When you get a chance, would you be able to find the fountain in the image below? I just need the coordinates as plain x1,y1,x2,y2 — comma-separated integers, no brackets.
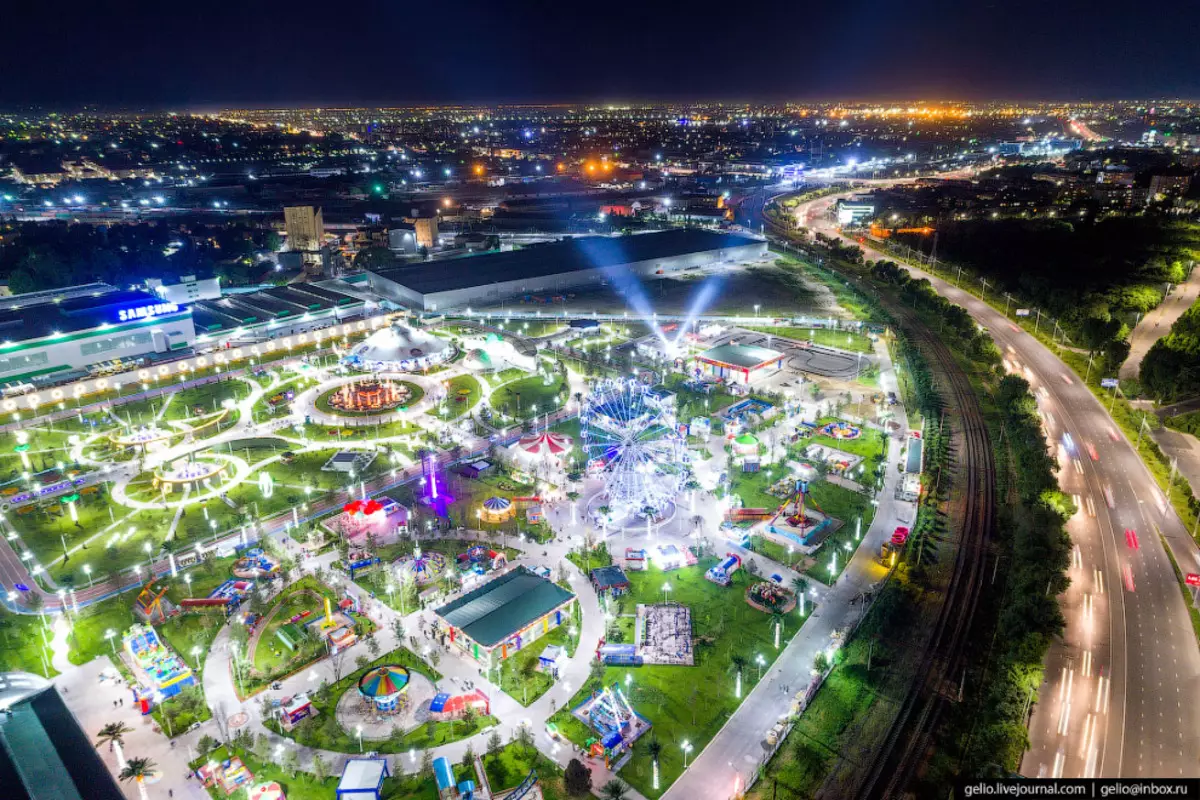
327,379,411,413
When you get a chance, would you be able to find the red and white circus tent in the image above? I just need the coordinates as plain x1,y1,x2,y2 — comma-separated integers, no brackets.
517,431,572,457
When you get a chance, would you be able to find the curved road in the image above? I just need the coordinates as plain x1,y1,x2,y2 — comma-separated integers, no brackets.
788,192,1200,780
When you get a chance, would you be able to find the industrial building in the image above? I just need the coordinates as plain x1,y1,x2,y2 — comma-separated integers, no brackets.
366,228,766,311
0,288,196,386
0,280,368,388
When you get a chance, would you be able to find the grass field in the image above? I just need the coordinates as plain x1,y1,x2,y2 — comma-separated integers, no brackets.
497,624,578,707
743,325,874,354
0,609,56,676
482,742,568,799
490,373,568,420
545,558,807,798
65,593,138,666
431,374,482,420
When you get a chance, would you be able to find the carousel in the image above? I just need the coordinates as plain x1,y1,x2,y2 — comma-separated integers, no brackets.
357,664,411,714
394,544,448,586
479,496,515,524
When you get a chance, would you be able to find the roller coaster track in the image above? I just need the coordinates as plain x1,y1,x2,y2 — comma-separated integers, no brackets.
761,206,995,798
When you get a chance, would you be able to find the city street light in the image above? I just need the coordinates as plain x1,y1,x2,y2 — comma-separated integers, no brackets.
105,628,117,653
83,564,92,588
755,653,766,681
356,724,364,752
184,574,193,598
681,740,693,769
662,582,672,604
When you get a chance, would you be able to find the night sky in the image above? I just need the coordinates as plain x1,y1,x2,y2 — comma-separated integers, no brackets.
4,0,1198,107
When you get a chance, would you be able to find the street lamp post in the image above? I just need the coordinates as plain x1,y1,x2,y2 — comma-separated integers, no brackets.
105,628,117,653
662,582,671,605
681,740,693,769
83,564,92,588
755,653,766,682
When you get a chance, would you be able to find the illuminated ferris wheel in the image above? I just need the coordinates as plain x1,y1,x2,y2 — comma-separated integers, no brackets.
581,377,687,517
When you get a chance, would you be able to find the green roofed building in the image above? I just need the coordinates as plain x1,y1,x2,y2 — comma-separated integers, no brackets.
434,566,577,666
696,343,783,384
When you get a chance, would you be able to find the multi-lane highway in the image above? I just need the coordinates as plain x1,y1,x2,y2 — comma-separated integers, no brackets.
784,192,1200,780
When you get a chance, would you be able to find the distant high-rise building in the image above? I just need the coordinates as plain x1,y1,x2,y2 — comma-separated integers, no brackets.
284,206,324,251
1148,174,1191,202
414,217,439,251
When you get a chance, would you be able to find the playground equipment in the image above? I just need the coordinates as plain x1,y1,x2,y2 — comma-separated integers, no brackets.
180,579,251,614
134,582,174,623
705,553,742,586
123,624,196,707
428,689,490,721
724,507,772,523
572,682,651,769
819,420,862,440
746,581,797,614
394,544,448,586
455,545,507,575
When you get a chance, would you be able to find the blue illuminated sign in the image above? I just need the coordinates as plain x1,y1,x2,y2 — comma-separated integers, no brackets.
118,302,180,322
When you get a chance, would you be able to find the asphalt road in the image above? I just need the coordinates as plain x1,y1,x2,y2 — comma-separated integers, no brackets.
789,193,1200,780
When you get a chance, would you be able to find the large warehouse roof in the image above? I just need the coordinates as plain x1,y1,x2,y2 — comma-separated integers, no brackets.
434,566,575,647
371,228,761,295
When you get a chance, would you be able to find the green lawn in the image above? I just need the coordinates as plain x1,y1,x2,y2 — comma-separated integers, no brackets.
66,593,138,666
743,325,874,354
0,609,56,677
490,373,568,421
493,319,566,337
497,624,579,707
546,559,808,798
158,612,225,670
430,374,482,420
107,379,251,426
481,742,568,799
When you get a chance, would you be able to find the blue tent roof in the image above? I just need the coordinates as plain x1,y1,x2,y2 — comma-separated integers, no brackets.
429,692,451,713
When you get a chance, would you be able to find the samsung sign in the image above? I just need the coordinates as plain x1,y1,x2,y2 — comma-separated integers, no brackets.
118,302,180,322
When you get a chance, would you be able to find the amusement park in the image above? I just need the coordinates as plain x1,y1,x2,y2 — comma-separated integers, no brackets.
0,255,919,800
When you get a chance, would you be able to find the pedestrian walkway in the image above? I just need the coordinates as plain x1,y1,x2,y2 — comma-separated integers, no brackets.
1120,269,1200,379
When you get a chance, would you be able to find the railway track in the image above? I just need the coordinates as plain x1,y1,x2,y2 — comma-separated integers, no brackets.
852,315,995,799
759,205,996,799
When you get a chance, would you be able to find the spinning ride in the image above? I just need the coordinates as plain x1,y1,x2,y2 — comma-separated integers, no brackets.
581,378,687,522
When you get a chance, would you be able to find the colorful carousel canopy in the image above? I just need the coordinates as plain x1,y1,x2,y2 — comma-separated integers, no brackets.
734,433,759,446
518,430,572,456
483,496,512,512
358,665,410,699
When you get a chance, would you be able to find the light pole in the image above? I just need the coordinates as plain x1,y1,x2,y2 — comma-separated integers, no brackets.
681,740,693,769
184,574,193,598
105,628,117,653
83,564,92,588
662,582,671,605
356,724,364,752
755,653,766,681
